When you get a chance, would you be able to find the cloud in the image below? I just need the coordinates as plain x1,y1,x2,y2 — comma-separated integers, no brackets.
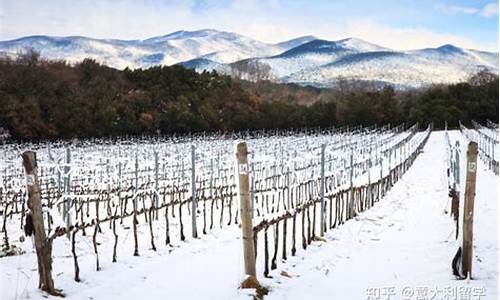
317,19,497,51
435,2,498,18
480,2,499,18
219,17,497,51
435,4,478,15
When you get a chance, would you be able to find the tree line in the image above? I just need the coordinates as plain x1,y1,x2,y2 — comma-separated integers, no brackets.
0,50,497,140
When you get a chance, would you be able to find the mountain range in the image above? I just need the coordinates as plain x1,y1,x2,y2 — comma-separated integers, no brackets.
0,29,497,89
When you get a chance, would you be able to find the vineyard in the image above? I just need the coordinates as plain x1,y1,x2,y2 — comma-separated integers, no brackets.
0,122,498,300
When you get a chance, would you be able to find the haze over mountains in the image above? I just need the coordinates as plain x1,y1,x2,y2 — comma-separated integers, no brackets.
0,29,497,89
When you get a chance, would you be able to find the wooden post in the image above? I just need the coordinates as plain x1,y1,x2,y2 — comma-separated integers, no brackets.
237,142,259,288
462,142,478,278
22,151,64,297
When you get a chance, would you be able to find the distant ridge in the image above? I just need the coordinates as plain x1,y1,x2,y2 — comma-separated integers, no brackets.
0,29,497,88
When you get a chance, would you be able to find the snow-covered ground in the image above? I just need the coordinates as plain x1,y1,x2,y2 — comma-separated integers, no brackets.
0,131,498,300
262,131,498,300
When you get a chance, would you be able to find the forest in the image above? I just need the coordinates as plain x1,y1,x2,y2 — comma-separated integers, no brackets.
0,50,498,140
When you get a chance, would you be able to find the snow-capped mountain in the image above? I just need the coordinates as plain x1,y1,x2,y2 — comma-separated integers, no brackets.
0,29,497,88
236,38,389,79
274,35,318,51
282,43,499,88
0,29,313,69
0,35,154,69
180,36,498,88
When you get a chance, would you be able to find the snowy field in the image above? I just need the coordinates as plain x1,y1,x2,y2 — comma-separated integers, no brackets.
0,128,498,300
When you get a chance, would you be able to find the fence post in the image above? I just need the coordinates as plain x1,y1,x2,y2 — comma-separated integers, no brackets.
22,151,64,297
191,145,198,238
368,147,372,184
286,165,291,209
106,158,110,178
118,161,122,189
237,142,258,288
491,140,495,168
450,143,454,184
455,141,460,186
250,163,256,219
57,167,61,199
154,151,159,220
388,148,392,174
320,144,326,236
349,149,354,217
379,154,383,181
210,157,214,199
64,147,71,238
135,154,139,193
462,142,478,278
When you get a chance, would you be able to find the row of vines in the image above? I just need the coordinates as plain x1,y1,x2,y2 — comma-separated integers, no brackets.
1,123,430,284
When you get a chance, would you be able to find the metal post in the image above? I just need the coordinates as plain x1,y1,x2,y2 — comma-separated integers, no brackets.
388,148,392,173
191,145,198,238
64,147,71,237
118,161,122,189
210,157,213,199
57,168,61,198
250,163,255,218
217,151,221,178
154,151,159,219
349,148,354,217
399,143,402,165
368,150,372,184
404,139,407,161
455,142,460,185
99,158,103,184
135,154,139,193
106,158,109,178
287,166,291,209
320,144,326,236
491,139,495,166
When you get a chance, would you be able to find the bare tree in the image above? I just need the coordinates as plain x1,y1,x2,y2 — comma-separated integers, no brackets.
468,68,498,86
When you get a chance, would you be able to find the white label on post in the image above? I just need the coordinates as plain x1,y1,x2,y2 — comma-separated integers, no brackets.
468,162,476,173
239,163,248,175
26,175,35,186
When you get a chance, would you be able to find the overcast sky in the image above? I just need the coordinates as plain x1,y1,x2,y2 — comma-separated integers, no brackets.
0,0,498,51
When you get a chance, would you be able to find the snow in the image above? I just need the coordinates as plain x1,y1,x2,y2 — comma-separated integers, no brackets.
243,39,383,79
274,36,317,51
1,31,497,87
283,49,498,88
0,131,498,300
336,37,389,53
262,131,498,300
